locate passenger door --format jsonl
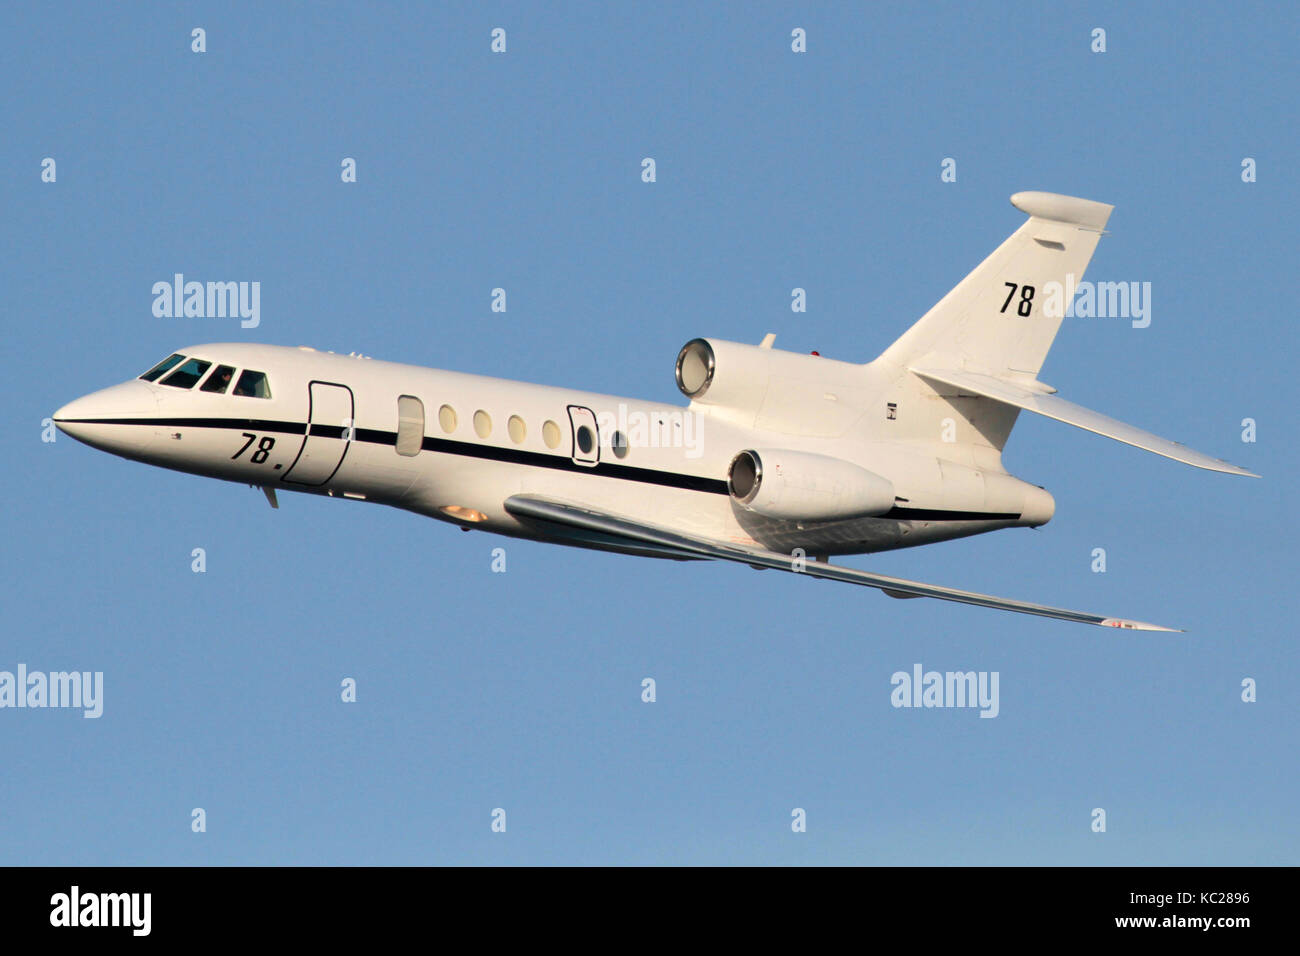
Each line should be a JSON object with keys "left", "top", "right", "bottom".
{"left": 283, "top": 382, "right": 355, "bottom": 485}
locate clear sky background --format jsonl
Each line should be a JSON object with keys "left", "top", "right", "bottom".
{"left": 2, "top": 1, "right": 1295, "bottom": 865}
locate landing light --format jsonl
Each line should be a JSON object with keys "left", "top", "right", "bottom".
{"left": 440, "top": 505, "right": 487, "bottom": 523}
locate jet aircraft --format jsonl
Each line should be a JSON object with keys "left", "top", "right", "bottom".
{"left": 54, "top": 192, "right": 1256, "bottom": 630}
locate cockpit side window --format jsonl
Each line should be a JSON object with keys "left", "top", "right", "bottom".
{"left": 160, "top": 358, "right": 213, "bottom": 389}
{"left": 233, "top": 370, "right": 271, "bottom": 399}
{"left": 140, "top": 353, "right": 185, "bottom": 382}
{"left": 200, "top": 364, "right": 236, "bottom": 394}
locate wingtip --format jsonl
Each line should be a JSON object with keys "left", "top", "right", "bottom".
{"left": 1214, "top": 461, "right": 1260, "bottom": 478}
{"left": 1099, "top": 618, "right": 1184, "bottom": 633}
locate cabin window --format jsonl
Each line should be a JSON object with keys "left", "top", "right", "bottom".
{"left": 200, "top": 365, "right": 236, "bottom": 394}
{"left": 611, "top": 430, "right": 629, "bottom": 459}
{"left": 576, "top": 424, "right": 595, "bottom": 455}
{"left": 140, "top": 353, "right": 185, "bottom": 382}
{"left": 438, "top": 404, "right": 457, "bottom": 433}
{"left": 395, "top": 395, "right": 424, "bottom": 457}
{"left": 160, "top": 358, "right": 212, "bottom": 389}
{"left": 473, "top": 410, "right": 492, "bottom": 438}
{"left": 507, "top": 415, "right": 526, "bottom": 444}
{"left": 542, "top": 420, "right": 562, "bottom": 449}
{"left": 233, "top": 370, "right": 272, "bottom": 398}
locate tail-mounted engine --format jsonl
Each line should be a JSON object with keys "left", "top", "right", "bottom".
{"left": 727, "top": 448, "right": 895, "bottom": 522}
{"left": 674, "top": 337, "right": 868, "bottom": 435}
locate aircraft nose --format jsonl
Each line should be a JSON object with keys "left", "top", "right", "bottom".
{"left": 53, "top": 381, "right": 161, "bottom": 457}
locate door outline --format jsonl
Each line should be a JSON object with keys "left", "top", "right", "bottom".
{"left": 567, "top": 405, "right": 600, "bottom": 467}
{"left": 282, "top": 381, "right": 356, "bottom": 486}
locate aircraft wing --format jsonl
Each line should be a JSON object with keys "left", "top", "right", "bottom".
{"left": 503, "top": 494, "right": 1181, "bottom": 632}
{"left": 910, "top": 367, "right": 1258, "bottom": 477}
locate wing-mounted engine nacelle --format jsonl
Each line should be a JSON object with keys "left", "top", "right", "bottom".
{"left": 727, "top": 448, "right": 896, "bottom": 522}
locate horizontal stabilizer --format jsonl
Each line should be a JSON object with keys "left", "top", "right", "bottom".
{"left": 910, "top": 367, "right": 1258, "bottom": 477}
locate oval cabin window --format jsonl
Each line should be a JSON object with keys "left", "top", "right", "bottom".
{"left": 507, "top": 415, "right": 526, "bottom": 444}
{"left": 438, "top": 404, "right": 457, "bottom": 433}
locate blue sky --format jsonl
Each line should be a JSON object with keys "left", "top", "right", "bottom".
{"left": 2, "top": 1, "right": 1295, "bottom": 864}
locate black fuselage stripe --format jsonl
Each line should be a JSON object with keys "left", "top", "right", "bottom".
{"left": 60, "top": 416, "right": 308, "bottom": 435}
{"left": 56, "top": 417, "right": 1021, "bottom": 520}
{"left": 884, "top": 506, "right": 1020, "bottom": 521}
{"left": 416, "top": 434, "right": 728, "bottom": 492}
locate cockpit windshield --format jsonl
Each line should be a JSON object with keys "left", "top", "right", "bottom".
{"left": 233, "top": 370, "right": 272, "bottom": 398}
{"left": 200, "top": 365, "right": 236, "bottom": 394}
{"left": 160, "top": 357, "right": 212, "bottom": 389}
{"left": 138, "top": 353, "right": 272, "bottom": 398}
{"left": 139, "top": 353, "right": 185, "bottom": 382}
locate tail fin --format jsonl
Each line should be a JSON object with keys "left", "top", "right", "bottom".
{"left": 878, "top": 191, "right": 1111, "bottom": 378}
{"left": 873, "top": 192, "right": 1257, "bottom": 477}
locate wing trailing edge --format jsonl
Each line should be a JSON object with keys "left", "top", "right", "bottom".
{"left": 504, "top": 495, "right": 1182, "bottom": 632}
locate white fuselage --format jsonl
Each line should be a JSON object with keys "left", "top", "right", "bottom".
{"left": 54, "top": 342, "right": 1054, "bottom": 559}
